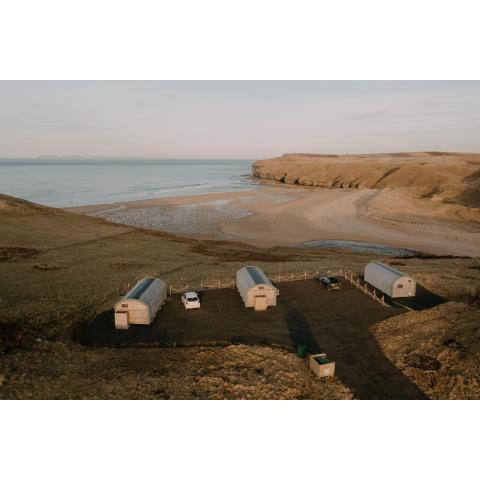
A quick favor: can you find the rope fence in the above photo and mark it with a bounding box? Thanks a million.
[37,267,388,323]
[169,278,236,295]
[339,269,389,307]
[166,270,330,295]
[269,270,320,283]
[165,268,389,307]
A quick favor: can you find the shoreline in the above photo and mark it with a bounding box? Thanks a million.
[65,189,259,214]
[65,185,480,257]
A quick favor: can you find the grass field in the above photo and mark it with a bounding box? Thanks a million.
[1,193,479,399]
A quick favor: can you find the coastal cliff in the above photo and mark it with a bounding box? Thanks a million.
[252,152,480,208]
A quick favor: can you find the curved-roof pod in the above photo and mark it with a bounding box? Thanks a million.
[122,277,166,305]
[238,266,274,288]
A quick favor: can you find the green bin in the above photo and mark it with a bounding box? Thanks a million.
[297,345,307,358]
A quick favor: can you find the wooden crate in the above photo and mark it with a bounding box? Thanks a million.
[308,353,335,378]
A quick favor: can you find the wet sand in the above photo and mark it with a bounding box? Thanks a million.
[68,189,299,239]
[67,185,480,257]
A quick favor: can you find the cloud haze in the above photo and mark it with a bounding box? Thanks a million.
[0,81,479,158]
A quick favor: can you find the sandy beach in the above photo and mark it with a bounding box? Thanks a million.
[67,184,480,257]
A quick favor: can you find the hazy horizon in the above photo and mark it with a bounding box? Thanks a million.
[1,81,480,159]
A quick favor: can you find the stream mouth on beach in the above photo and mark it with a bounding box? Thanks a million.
[295,240,420,256]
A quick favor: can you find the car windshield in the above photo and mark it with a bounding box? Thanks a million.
[187,296,198,301]
[329,278,339,283]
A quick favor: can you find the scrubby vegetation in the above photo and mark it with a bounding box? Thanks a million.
[1,193,479,399]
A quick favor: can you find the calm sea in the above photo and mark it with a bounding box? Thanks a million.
[0,159,256,207]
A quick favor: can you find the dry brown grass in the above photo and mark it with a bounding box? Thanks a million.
[1,193,479,399]
[0,342,352,399]
[372,302,480,399]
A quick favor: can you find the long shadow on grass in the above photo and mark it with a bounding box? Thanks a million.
[386,284,447,310]
[76,309,177,346]
[282,305,429,400]
[284,307,321,353]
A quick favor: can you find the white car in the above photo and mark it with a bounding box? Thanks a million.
[182,291,201,310]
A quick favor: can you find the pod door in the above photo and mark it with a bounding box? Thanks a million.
[254,295,267,311]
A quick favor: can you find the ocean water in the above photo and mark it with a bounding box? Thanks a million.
[0,158,256,207]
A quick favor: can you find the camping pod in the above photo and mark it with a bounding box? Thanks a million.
[236,266,279,311]
[114,277,167,329]
[364,261,415,298]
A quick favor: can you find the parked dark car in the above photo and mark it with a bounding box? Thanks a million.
[318,276,341,291]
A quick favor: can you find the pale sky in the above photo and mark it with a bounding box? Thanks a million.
[0,81,479,159]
